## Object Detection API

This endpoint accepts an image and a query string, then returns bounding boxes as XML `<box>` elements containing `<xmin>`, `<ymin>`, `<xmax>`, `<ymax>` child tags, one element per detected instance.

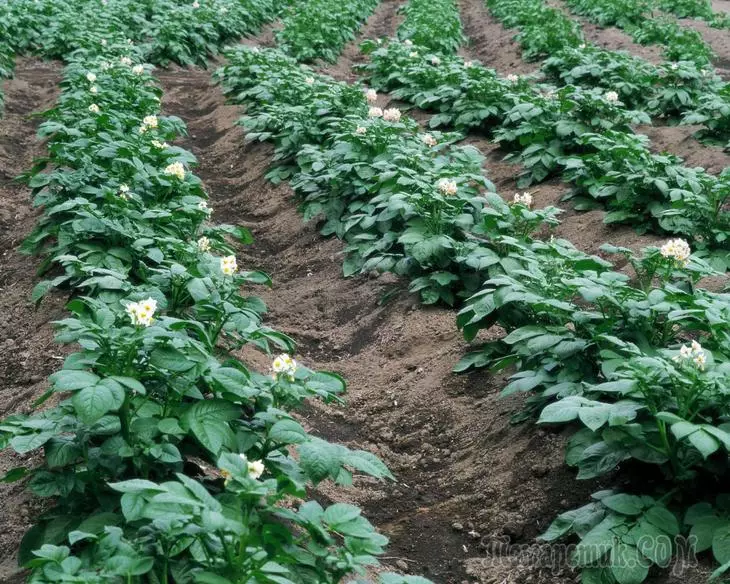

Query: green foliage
<box><xmin>1</xmin><ymin>25</ymin><xmax>426</xmax><ymax>584</ymax></box>
<box><xmin>276</xmin><ymin>0</ymin><xmax>379</xmax><ymax>63</ymax></box>
<box><xmin>397</xmin><ymin>0</ymin><xmax>465</xmax><ymax>55</ymax></box>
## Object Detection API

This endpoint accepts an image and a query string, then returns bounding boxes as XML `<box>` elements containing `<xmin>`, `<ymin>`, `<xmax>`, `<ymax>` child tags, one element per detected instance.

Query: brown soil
<box><xmin>679</xmin><ymin>16</ymin><xmax>730</xmax><ymax>78</ymax></box>
<box><xmin>0</xmin><ymin>58</ymin><xmax>66</xmax><ymax>582</ymax></box>
<box><xmin>0</xmin><ymin>11</ymin><xmax>719</xmax><ymax>584</ymax></box>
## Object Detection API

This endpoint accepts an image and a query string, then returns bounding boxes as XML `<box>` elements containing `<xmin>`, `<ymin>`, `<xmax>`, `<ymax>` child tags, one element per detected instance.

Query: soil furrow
<box><xmin>156</xmin><ymin>57</ymin><xmax>602</xmax><ymax>582</ymax></box>
<box><xmin>0</xmin><ymin>57</ymin><xmax>65</xmax><ymax>583</ymax></box>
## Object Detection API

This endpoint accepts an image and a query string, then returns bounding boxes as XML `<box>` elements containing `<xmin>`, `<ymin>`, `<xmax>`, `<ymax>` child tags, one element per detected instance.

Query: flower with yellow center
<box><xmin>660</xmin><ymin>238</ymin><xmax>691</xmax><ymax>266</ymax></box>
<box><xmin>151</xmin><ymin>140</ymin><xmax>168</xmax><ymax>149</ymax></box>
<box><xmin>672</xmin><ymin>340</ymin><xmax>706</xmax><ymax>370</ymax></box>
<box><xmin>272</xmin><ymin>353</ymin><xmax>298</xmax><ymax>380</ymax></box>
<box><xmin>246</xmin><ymin>458</ymin><xmax>265</xmax><ymax>479</ymax></box>
<box><xmin>437</xmin><ymin>178</ymin><xmax>457</xmax><ymax>196</ymax></box>
<box><xmin>125</xmin><ymin>297</ymin><xmax>157</xmax><ymax>327</ymax></box>
<box><xmin>220</xmin><ymin>255</ymin><xmax>237</xmax><ymax>276</ymax></box>
<box><xmin>164</xmin><ymin>161</ymin><xmax>186</xmax><ymax>180</ymax></box>
<box><xmin>88</xmin><ymin>104</ymin><xmax>100</xmax><ymax>114</ymax></box>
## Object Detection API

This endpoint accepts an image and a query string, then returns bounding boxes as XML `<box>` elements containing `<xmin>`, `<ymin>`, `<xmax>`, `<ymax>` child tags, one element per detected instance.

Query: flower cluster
<box><xmin>382</xmin><ymin>108</ymin><xmax>401</xmax><ymax>122</ymax></box>
<box><xmin>272</xmin><ymin>353</ymin><xmax>298</xmax><ymax>380</ymax></box>
<box><xmin>355</xmin><ymin>126</ymin><xmax>367</xmax><ymax>135</ymax></box>
<box><xmin>365</xmin><ymin>88</ymin><xmax>377</xmax><ymax>103</ymax></box>
<box><xmin>673</xmin><ymin>340</ymin><xmax>706</xmax><ymax>370</ymax></box>
<box><xmin>604</xmin><ymin>91</ymin><xmax>619</xmax><ymax>104</ymax></box>
<box><xmin>197</xmin><ymin>236</ymin><xmax>211</xmax><ymax>252</ymax></box>
<box><xmin>198</xmin><ymin>200</ymin><xmax>212</xmax><ymax>213</ymax></box>
<box><xmin>126</xmin><ymin>297</ymin><xmax>157</xmax><ymax>327</ymax></box>
<box><xmin>437</xmin><ymin>178</ymin><xmax>457</xmax><ymax>196</ymax></box>
<box><xmin>89</xmin><ymin>103</ymin><xmax>100</xmax><ymax>114</ymax></box>
<box><xmin>421</xmin><ymin>133</ymin><xmax>437</xmax><ymax>147</ymax></box>
<box><xmin>164</xmin><ymin>161</ymin><xmax>186</xmax><ymax>180</ymax></box>
<box><xmin>304</xmin><ymin>76</ymin><xmax>315</xmax><ymax>85</ymax></box>
<box><xmin>120</xmin><ymin>56</ymin><xmax>133</xmax><ymax>66</ymax></box>
<box><xmin>660</xmin><ymin>238</ymin><xmax>691</xmax><ymax>266</ymax></box>
<box><xmin>368</xmin><ymin>106</ymin><xmax>383</xmax><ymax>118</ymax></box>
<box><xmin>220</xmin><ymin>255</ymin><xmax>237</xmax><ymax>276</ymax></box>
<box><xmin>118</xmin><ymin>184</ymin><xmax>130</xmax><ymax>200</ymax></box>
<box><xmin>431</xmin><ymin>56</ymin><xmax>441</xmax><ymax>66</ymax></box>
<box><xmin>151</xmin><ymin>139</ymin><xmax>168</xmax><ymax>149</ymax></box>
<box><xmin>139</xmin><ymin>115</ymin><xmax>158</xmax><ymax>133</ymax></box>
<box><xmin>512</xmin><ymin>192</ymin><xmax>533</xmax><ymax>207</ymax></box>
<box><xmin>86</xmin><ymin>72</ymin><xmax>97</xmax><ymax>83</ymax></box>
<box><xmin>132</xmin><ymin>64</ymin><xmax>145</xmax><ymax>75</ymax></box>
<box><xmin>507</xmin><ymin>74</ymin><xmax>519</xmax><ymax>83</ymax></box>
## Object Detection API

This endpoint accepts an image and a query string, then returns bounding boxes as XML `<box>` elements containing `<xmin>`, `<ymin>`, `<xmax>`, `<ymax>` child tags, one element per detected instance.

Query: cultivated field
<box><xmin>2</xmin><ymin>0</ymin><xmax>730</xmax><ymax>583</ymax></box>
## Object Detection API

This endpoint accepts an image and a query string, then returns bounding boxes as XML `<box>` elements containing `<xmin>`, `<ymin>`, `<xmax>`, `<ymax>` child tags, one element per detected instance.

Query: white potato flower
<box><xmin>272</xmin><ymin>353</ymin><xmax>298</xmax><ymax>380</ymax></box>
<box><xmin>421</xmin><ymin>133</ymin><xmax>437</xmax><ymax>147</ymax></box>
<box><xmin>507</xmin><ymin>74</ymin><xmax>519</xmax><ymax>83</ymax></box>
<box><xmin>670</xmin><ymin>62</ymin><xmax>679</xmax><ymax>70</ymax></box>
<box><xmin>198</xmin><ymin>200</ymin><xmax>212</xmax><ymax>213</ymax></box>
<box><xmin>660</xmin><ymin>238</ymin><xmax>691</xmax><ymax>266</ymax></box>
<box><xmin>431</xmin><ymin>56</ymin><xmax>441</xmax><ymax>66</ymax></box>
<box><xmin>126</xmin><ymin>297</ymin><xmax>157</xmax><ymax>327</ymax></box>
<box><xmin>88</xmin><ymin>103</ymin><xmax>100</xmax><ymax>114</ymax></box>
<box><xmin>142</xmin><ymin>115</ymin><xmax>158</xmax><ymax>129</ymax></box>
<box><xmin>197</xmin><ymin>236</ymin><xmax>211</xmax><ymax>252</ymax></box>
<box><xmin>673</xmin><ymin>340</ymin><xmax>706</xmax><ymax>370</ymax></box>
<box><xmin>132</xmin><ymin>64</ymin><xmax>144</xmax><ymax>75</ymax></box>
<box><xmin>120</xmin><ymin>56</ymin><xmax>132</xmax><ymax>66</ymax></box>
<box><xmin>304</xmin><ymin>76</ymin><xmax>315</xmax><ymax>85</ymax></box>
<box><xmin>90</xmin><ymin>85</ymin><xmax>98</xmax><ymax>94</ymax></box>
<box><xmin>437</xmin><ymin>178</ymin><xmax>457</xmax><ymax>196</ymax></box>
<box><xmin>220</xmin><ymin>255</ymin><xmax>237</xmax><ymax>276</ymax></box>
<box><xmin>365</xmin><ymin>88</ymin><xmax>377</xmax><ymax>103</ymax></box>
<box><xmin>151</xmin><ymin>139</ymin><xmax>168</xmax><ymax>149</ymax></box>
<box><xmin>604</xmin><ymin>91</ymin><xmax>619</xmax><ymax>103</ymax></box>
<box><xmin>409</xmin><ymin>51</ymin><xmax>419</xmax><ymax>58</ymax></box>
<box><xmin>100</xmin><ymin>39</ymin><xmax>107</xmax><ymax>46</ymax></box>
<box><xmin>382</xmin><ymin>108</ymin><xmax>401</xmax><ymax>122</ymax></box>
<box><xmin>464</xmin><ymin>60</ymin><xmax>474</xmax><ymax>68</ymax></box>
<box><xmin>368</xmin><ymin>106</ymin><xmax>383</xmax><ymax>118</ymax></box>
<box><xmin>246</xmin><ymin>458</ymin><xmax>265</xmax><ymax>479</ymax></box>
<box><xmin>512</xmin><ymin>192</ymin><xmax>533</xmax><ymax>207</ymax></box>
<box><xmin>579</xmin><ymin>43</ymin><xmax>586</xmax><ymax>49</ymax></box>
<box><xmin>404</xmin><ymin>39</ymin><xmax>413</xmax><ymax>46</ymax></box>
<box><xmin>192</xmin><ymin>0</ymin><xmax>200</xmax><ymax>6</ymax></box>
<box><xmin>355</xmin><ymin>126</ymin><xmax>367</xmax><ymax>135</ymax></box>
<box><xmin>86</xmin><ymin>72</ymin><xmax>97</xmax><ymax>83</ymax></box>
<box><xmin>164</xmin><ymin>161</ymin><xmax>186</xmax><ymax>180</ymax></box>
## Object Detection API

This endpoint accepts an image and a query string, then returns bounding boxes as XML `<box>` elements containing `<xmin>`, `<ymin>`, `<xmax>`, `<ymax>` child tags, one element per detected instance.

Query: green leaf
<box><xmin>72</xmin><ymin>382</ymin><xmax>118</xmax><ymax>425</ymax></box>
<box><xmin>323</xmin><ymin>503</ymin><xmax>362</xmax><ymax>526</ymax></box>
<box><xmin>269</xmin><ymin>419</ymin><xmax>307</xmax><ymax>444</ymax></box>
<box><xmin>713</xmin><ymin>525</ymin><xmax>730</xmax><ymax>565</ymax></box>
<box><xmin>183</xmin><ymin>399</ymin><xmax>239</xmax><ymax>455</ymax></box>
<box><xmin>602</xmin><ymin>494</ymin><xmax>645</xmax><ymax>516</ymax></box>
<box><xmin>49</xmin><ymin>370</ymin><xmax>100</xmax><ymax>391</ymax></box>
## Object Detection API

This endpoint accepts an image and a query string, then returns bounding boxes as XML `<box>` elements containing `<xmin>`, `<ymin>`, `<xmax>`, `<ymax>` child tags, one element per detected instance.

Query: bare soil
<box><xmin>0</xmin><ymin>58</ymin><xmax>66</xmax><ymax>582</ymax></box>
<box><xmin>0</xmin><ymin>6</ymin><xmax>722</xmax><ymax>584</ymax></box>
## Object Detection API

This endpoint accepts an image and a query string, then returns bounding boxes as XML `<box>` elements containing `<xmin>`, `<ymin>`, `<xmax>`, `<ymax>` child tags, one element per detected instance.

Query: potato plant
<box><xmin>275</xmin><ymin>0</ymin><xmax>379</xmax><ymax>63</ymax></box>
<box><xmin>0</xmin><ymin>23</ymin><xmax>431</xmax><ymax>584</ymax></box>
<box><xmin>396</xmin><ymin>0</ymin><xmax>465</xmax><ymax>55</ymax></box>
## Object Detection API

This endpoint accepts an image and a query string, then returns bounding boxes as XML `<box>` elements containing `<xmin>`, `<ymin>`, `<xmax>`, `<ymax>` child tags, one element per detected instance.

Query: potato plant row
<box><xmin>275</xmin><ymin>0</ymin><xmax>380</xmax><ymax>63</ymax></box>
<box><xmin>215</xmin><ymin>41</ymin><xmax>730</xmax><ymax>583</ymax></box>
<box><xmin>358</xmin><ymin>0</ymin><xmax>730</xmax><ymax>270</ymax></box>
<box><xmin>564</xmin><ymin>0</ymin><xmax>722</xmax><ymax>65</ymax></box>
<box><xmin>0</xmin><ymin>3</ymin><xmax>436</xmax><ymax>584</ymax></box>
